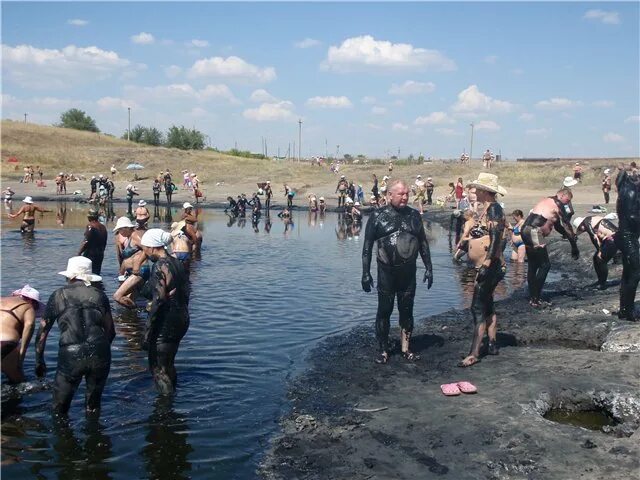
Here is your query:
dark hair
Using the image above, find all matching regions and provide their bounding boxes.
[511,209,523,218]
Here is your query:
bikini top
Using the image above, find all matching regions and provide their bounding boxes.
[121,237,140,259]
[1,302,27,323]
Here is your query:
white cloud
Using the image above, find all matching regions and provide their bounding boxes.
[452,85,514,113]
[371,106,387,115]
[583,9,621,25]
[526,128,551,136]
[511,68,524,76]
[188,56,276,83]
[97,97,138,110]
[475,120,500,132]
[435,128,460,136]
[624,115,640,123]
[414,111,454,125]
[306,96,353,109]
[603,132,624,143]
[388,80,436,95]
[519,113,535,121]
[250,89,278,103]
[592,100,615,108]
[67,19,88,27]
[392,122,409,131]
[365,123,383,130]
[323,35,456,72]
[2,43,132,89]
[189,39,209,48]
[131,32,155,45]
[243,101,295,122]
[361,96,377,105]
[535,97,582,110]
[164,65,182,78]
[294,38,321,49]
[484,55,498,65]
[123,83,239,104]
[190,107,208,117]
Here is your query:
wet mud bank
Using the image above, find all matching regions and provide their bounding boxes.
[260,210,640,480]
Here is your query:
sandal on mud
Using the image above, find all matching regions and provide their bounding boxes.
[374,352,389,365]
[458,356,480,368]
[402,351,420,362]
[487,341,499,356]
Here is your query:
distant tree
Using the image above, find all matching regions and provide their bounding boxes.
[357,154,366,160]
[142,127,163,146]
[58,108,99,133]
[407,154,414,163]
[418,154,425,162]
[343,154,353,162]
[165,125,205,150]
[123,125,146,142]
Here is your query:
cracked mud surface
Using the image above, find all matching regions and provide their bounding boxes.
[261,211,640,480]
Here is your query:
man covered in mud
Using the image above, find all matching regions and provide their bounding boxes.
[572,215,618,290]
[521,187,579,307]
[362,180,433,364]
[1,285,40,383]
[35,256,115,414]
[458,174,507,367]
[8,196,52,233]
[78,209,108,275]
[615,162,639,321]
[140,229,190,394]
[336,175,349,208]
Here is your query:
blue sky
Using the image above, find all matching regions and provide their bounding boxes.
[2,1,639,159]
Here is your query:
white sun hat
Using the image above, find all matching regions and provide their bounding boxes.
[58,256,102,285]
[141,229,173,248]
[112,216,135,232]
[11,284,41,304]
[138,200,147,207]
[572,217,585,229]
[183,202,194,209]
[563,176,579,187]
[23,196,34,204]
[354,201,361,206]
[416,175,422,178]
[604,168,611,174]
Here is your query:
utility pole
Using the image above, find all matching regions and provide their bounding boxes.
[469,122,475,162]
[298,118,302,162]
[336,144,340,159]
[293,141,296,162]
[325,138,328,159]
[24,113,27,124]
[127,107,131,141]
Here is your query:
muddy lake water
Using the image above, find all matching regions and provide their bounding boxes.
[1,201,531,479]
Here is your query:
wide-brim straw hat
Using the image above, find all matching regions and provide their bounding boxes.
[58,256,102,285]
[467,173,507,196]
[138,200,147,207]
[113,216,136,232]
[11,284,41,304]
[563,176,579,187]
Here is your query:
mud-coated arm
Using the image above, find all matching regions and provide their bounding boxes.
[417,222,433,289]
[485,203,506,264]
[361,212,377,291]
[583,219,600,249]
[144,264,169,367]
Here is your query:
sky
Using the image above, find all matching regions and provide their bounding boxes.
[2,1,639,159]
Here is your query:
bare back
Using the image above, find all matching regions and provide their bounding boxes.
[529,197,563,237]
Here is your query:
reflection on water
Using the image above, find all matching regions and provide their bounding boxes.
[1,202,529,479]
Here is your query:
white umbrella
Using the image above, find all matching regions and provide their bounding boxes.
[126,163,144,170]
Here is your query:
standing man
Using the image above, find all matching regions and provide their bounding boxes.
[615,162,639,321]
[521,187,580,307]
[459,174,507,367]
[35,257,115,414]
[78,209,108,275]
[573,162,583,182]
[602,169,612,204]
[426,177,435,205]
[140,229,190,394]
[164,170,174,205]
[89,176,98,200]
[362,180,433,364]
[106,176,115,201]
[8,197,52,233]
[264,181,273,211]
[1,285,40,383]
[126,184,138,214]
[336,175,349,208]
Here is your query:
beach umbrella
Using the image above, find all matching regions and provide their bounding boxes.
[126,163,144,170]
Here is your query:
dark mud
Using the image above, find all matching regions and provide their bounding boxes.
[260,210,640,480]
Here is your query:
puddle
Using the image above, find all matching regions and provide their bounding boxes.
[544,408,618,431]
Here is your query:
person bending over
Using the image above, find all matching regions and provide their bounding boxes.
[573,215,618,289]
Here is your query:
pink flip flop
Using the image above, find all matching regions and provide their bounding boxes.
[440,383,461,396]
[457,381,478,394]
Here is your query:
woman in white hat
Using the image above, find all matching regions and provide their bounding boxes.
[35,256,115,414]
[8,197,52,233]
[181,202,202,252]
[602,169,612,204]
[1,285,41,383]
[135,200,150,227]
[139,229,190,394]
[170,221,192,268]
[113,218,152,308]
[113,216,136,267]
[459,173,507,368]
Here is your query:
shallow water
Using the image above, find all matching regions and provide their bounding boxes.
[1,201,529,479]
[544,408,618,431]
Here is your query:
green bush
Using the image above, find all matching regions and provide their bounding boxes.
[57,108,100,133]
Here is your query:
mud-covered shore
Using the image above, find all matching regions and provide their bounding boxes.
[260,210,640,480]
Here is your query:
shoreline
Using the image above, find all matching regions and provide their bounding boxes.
[259,210,640,480]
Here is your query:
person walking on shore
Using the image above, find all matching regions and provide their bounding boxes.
[264,181,273,211]
[459,174,507,367]
[521,187,579,307]
[126,185,138,214]
[602,169,612,204]
[35,257,115,415]
[614,162,639,321]
[336,175,349,208]
[78,209,108,275]
[426,177,434,205]
[362,180,433,364]
[1,285,40,383]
